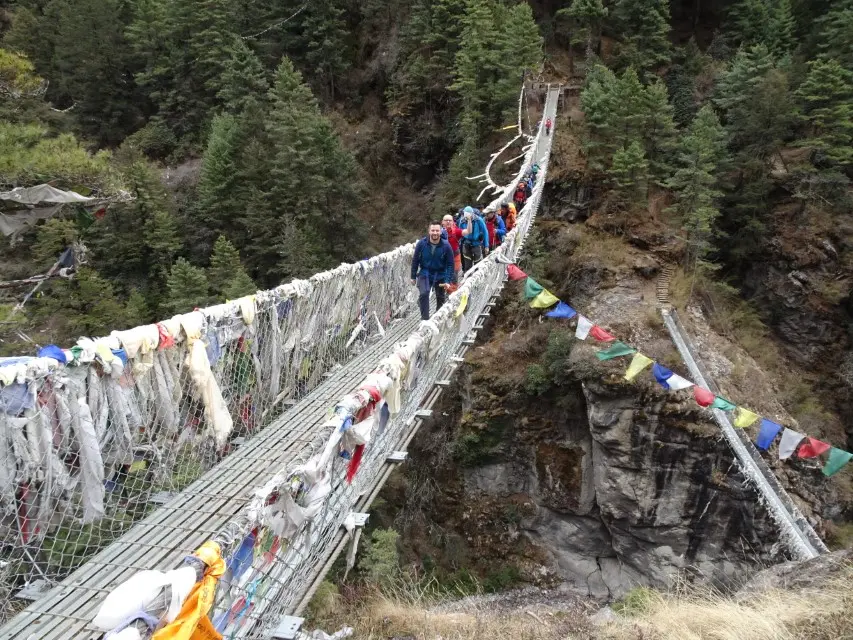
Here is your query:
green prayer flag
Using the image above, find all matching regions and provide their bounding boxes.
[524,278,544,300]
[822,448,853,477]
[595,341,636,361]
[711,397,736,411]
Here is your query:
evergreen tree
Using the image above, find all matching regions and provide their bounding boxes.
[165,258,212,314]
[208,235,256,299]
[612,0,672,75]
[559,0,608,58]
[217,40,270,115]
[640,79,678,182]
[795,58,853,168]
[196,114,243,249]
[610,140,648,202]
[813,1,853,70]
[128,0,237,142]
[142,210,182,279]
[51,0,145,144]
[299,1,352,100]
[727,0,795,55]
[124,289,150,327]
[667,105,726,265]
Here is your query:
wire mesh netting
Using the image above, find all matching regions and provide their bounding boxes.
[0,84,559,639]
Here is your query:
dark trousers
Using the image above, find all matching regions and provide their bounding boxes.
[461,243,483,273]
[417,275,446,320]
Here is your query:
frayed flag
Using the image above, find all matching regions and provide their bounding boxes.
[693,386,715,407]
[507,265,527,281]
[576,316,593,340]
[711,397,736,411]
[733,407,759,428]
[530,290,560,309]
[624,354,654,382]
[823,448,853,477]
[524,278,544,299]
[797,437,830,459]
[756,419,782,450]
[589,326,616,342]
[779,428,805,460]
[545,301,577,319]
[595,341,636,361]
[667,374,694,391]
[652,363,673,389]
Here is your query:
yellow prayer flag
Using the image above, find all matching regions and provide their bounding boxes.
[733,407,759,428]
[455,290,469,318]
[624,353,654,382]
[530,289,560,309]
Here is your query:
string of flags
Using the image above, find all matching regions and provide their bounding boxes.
[505,264,853,478]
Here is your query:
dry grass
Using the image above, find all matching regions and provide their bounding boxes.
[602,571,853,640]
[307,565,853,640]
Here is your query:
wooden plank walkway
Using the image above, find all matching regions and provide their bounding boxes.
[0,314,420,640]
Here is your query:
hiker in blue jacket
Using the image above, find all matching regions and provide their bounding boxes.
[458,206,489,273]
[411,221,456,320]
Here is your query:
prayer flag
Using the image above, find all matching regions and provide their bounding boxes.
[822,448,853,477]
[507,265,527,281]
[530,289,560,309]
[667,374,694,391]
[756,419,782,450]
[576,316,593,340]
[797,437,830,459]
[733,407,759,428]
[711,397,737,411]
[595,341,636,361]
[524,278,543,299]
[652,363,673,389]
[455,290,468,318]
[545,301,577,319]
[693,386,715,407]
[778,428,805,460]
[589,326,616,342]
[624,354,654,381]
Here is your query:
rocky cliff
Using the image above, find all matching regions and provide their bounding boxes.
[378,199,851,601]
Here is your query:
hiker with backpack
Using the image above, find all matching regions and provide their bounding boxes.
[458,206,489,273]
[513,182,527,211]
[484,209,506,249]
[411,221,456,321]
[500,202,517,232]
[545,117,552,135]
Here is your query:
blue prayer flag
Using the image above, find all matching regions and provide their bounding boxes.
[756,418,782,450]
[544,301,577,319]
[37,344,66,364]
[652,363,674,389]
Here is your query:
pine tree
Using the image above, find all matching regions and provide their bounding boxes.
[143,210,182,278]
[609,140,649,202]
[124,289,150,327]
[767,0,795,56]
[612,0,672,75]
[51,0,145,144]
[795,58,853,168]
[208,235,255,299]
[560,0,608,58]
[299,1,352,100]
[196,114,243,248]
[726,0,795,55]
[639,79,678,182]
[666,105,726,265]
[165,258,212,314]
[813,1,853,70]
[128,0,237,141]
[217,39,270,115]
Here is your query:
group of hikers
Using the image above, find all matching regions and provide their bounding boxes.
[410,163,541,321]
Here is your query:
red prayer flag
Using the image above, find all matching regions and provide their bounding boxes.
[589,326,616,342]
[693,386,715,407]
[346,444,365,484]
[797,437,830,459]
[507,265,527,281]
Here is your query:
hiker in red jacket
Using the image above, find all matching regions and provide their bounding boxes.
[442,214,467,279]
[545,117,552,135]
[513,181,527,211]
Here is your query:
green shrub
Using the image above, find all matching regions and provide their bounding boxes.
[360,528,400,586]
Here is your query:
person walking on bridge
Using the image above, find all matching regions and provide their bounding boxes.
[545,117,552,135]
[411,221,456,320]
[442,214,469,280]
[458,206,489,272]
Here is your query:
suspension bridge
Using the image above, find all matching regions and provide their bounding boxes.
[0,83,826,640]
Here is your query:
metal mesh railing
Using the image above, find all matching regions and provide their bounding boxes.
[0,243,417,620]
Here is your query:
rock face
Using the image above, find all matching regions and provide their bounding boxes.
[392,327,784,601]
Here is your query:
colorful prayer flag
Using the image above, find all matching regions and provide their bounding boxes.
[778,428,805,460]
[711,397,737,411]
[733,407,759,428]
[822,448,853,477]
[455,290,468,318]
[624,354,654,381]
[530,289,560,309]
[667,374,694,391]
[545,301,577,319]
[693,386,715,407]
[652,363,673,389]
[595,342,636,361]
[756,419,782,450]
[524,278,544,299]
[507,265,527,281]
[797,437,830,459]
[589,326,616,342]
[576,316,593,340]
